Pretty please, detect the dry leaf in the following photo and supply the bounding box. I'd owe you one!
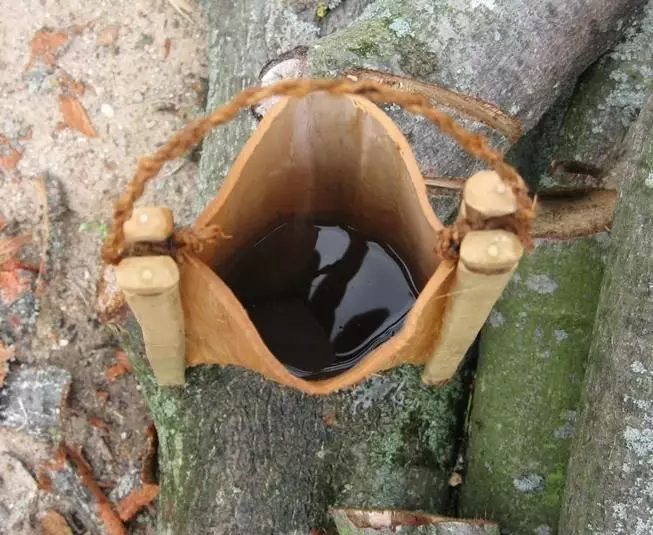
[41,509,73,535]
[59,95,97,137]
[97,26,120,46]
[26,28,69,71]
[0,144,23,173]
[116,483,159,521]
[106,362,129,381]
[58,71,86,96]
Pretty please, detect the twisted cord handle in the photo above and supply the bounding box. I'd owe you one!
[101,78,534,265]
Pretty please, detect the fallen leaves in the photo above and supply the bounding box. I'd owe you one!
[23,27,98,139]
[38,435,160,532]
[1,217,36,305]
[59,96,97,137]
[25,28,69,71]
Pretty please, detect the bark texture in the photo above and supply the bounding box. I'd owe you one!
[559,92,653,535]
[118,318,464,535]
[459,234,608,535]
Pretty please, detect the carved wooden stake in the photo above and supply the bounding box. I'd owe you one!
[115,207,185,386]
[422,171,524,384]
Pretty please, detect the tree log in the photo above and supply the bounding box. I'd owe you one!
[307,0,644,177]
[117,318,465,534]
[459,230,609,535]
[559,91,653,534]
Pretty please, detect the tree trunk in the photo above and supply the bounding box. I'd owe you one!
[115,1,645,533]
[459,231,609,535]
[117,320,465,535]
[559,91,653,534]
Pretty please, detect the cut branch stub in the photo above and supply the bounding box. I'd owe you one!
[463,170,518,221]
[116,206,185,386]
[123,206,174,245]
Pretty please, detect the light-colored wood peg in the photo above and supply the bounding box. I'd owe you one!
[463,170,518,219]
[123,206,174,244]
[422,230,523,384]
[116,256,185,386]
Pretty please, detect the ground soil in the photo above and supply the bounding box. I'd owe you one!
[0,1,207,532]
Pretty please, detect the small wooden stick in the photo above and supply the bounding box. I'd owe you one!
[116,256,185,385]
[123,207,174,245]
[463,170,518,222]
[422,169,523,384]
[422,230,523,384]
[116,206,185,386]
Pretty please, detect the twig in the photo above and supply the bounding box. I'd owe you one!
[424,176,466,190]
[161,158,187,178]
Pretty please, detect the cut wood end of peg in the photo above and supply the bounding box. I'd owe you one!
[464,170,518,218]
[116,256,180,295]
[460,230,523,273]
[123,206,174,244]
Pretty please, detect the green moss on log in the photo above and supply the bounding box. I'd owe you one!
[459,235,609,535]
[559,92,653,535]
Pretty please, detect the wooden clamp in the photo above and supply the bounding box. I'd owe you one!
[115,207,186,386]
[422,171,524,384]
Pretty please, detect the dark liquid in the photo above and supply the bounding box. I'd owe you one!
[220,217,418,380]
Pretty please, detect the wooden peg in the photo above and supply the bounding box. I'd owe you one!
[116,256,185,385]
[422,230,523,384]
[463,170,518,221]
[123,207,174,244]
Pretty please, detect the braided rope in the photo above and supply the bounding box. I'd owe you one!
[101,78,534,265]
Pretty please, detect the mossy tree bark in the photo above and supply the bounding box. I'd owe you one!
[459,232,609,535]
[118,319,465,535]
[559,92,653,535]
